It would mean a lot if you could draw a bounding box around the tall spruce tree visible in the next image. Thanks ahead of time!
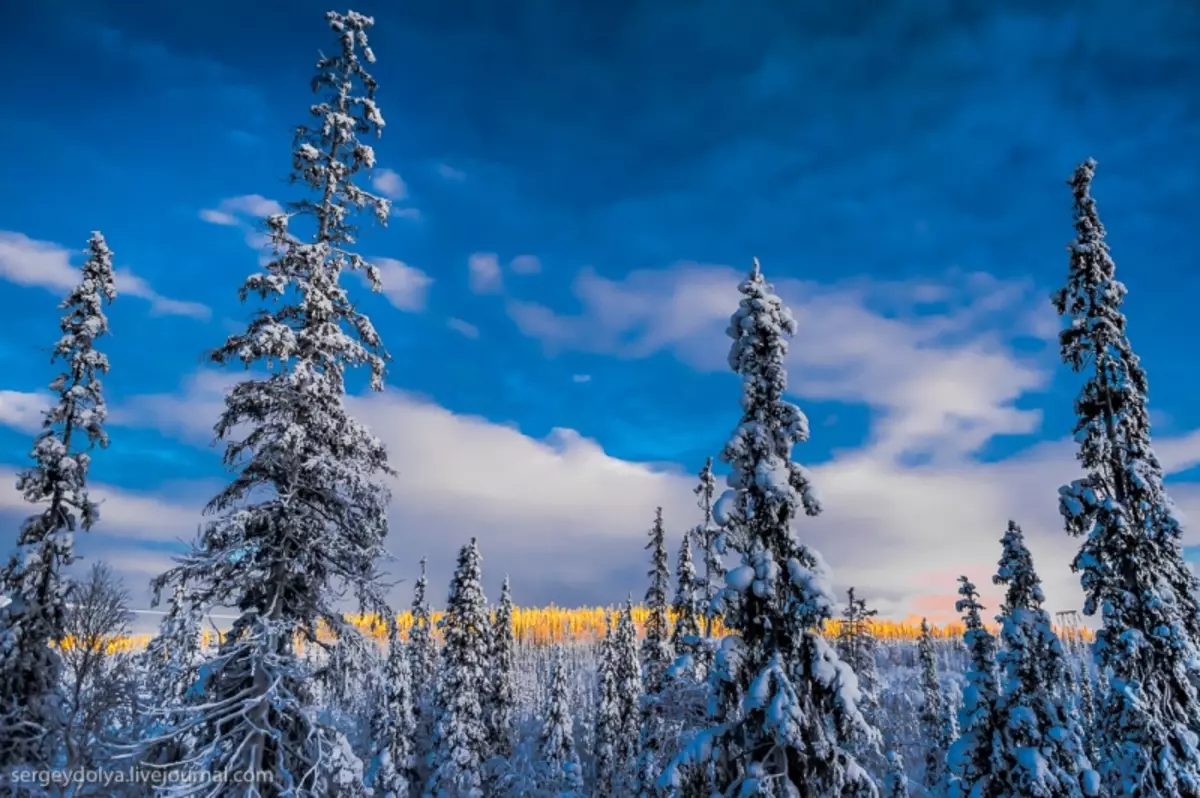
[642,507,673,695]
[137,582,205,768]
[0,232,116,771]
[662,260,877,796]
[917,618,951,792]
[425,538,491,798]
[409,555,437,782]
[489,575,518,760]
[1053,157,1200,796]
[690,457,725,638]
[372,618,416,798]
[613,600,644,795]
[991,521,1096,797]
[540,647,584,796]
[593,614,620,798]
[145,12,394,793]
[837,588,881,728]
[838,587,883,774]
[409,558,436,697]
[946,577,1001,798]
[670,532,702,660]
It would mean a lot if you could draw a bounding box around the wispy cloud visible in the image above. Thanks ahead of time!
[198,194,284,264]
[447,318,480,339]
[468,252,503,294]
[200,194,283,223]
[106,367,1200,617]
[0,232,211,320]
[510,255,542,275]
[372,169,407,200]
[0,390,51,434]
[371,258,432,312]
[505,263,1053,464]
[572,374,591,384]
[391,207,422,221]
[436,163,466,181]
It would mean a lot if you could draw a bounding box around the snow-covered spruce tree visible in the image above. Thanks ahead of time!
[663,259,877,796]
[1075,658,1098,763]
[612,600,644,795]
[670,532,702,662]
[991,521,1096,797]
[409,556,437,782]
[489,575,519,761]
[837,587,881,729]
[540,647,584,796]
[643,507,673,695]
[0,231,116,772]
[141,582,204,713]
[883,751,910,798]
[410,558,436,695]
[634,509,673,797]
[946,577,1001,798]
[690,457,725,639]
[144,11,394,793]
[425,538,491,798]
[372,618,416,798]
[917,617,951,792]
[593,615,620,798]
[1053,157,1200,796]
[662,539,714,798]
[837,587,883,779]
[136,581,206,769]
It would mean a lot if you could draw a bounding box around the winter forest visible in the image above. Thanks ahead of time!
[2,7,1199,798]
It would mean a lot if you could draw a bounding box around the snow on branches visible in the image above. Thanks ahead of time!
[1053,158,1200,797]
[144,10,396,794]
[663,259,876,797]
[0,231,115,771]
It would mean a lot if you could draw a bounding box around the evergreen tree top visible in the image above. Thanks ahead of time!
[993,520,1045,613]
[955,576,998,690]
[717,259,821,538]
[496,575,514,613]
[645,507,671,602]
[1053,157,1130,371]
[445,538,487,614]
[694,457,716,521]
[412,557,429,610]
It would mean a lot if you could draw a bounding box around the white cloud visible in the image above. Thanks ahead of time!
[198,194,286,265]
[105,370,1200,619]
[0,233,89,293]
[0,232,211,320]
[200,194,284,221]
[510,255,542,275]
[0,464,209,623]
[391,207,422,221]
[436,163,466,181]
[371,258,432,312]
[0,390,51,433]
[447,318,480,339]
[1156,429,1200,475]
[572,374,591,384]
[0,467,203,546]
[371,169,408,200]
[198,208,237,226]
[468,253,503,294]
[505,263,1052,464]
[109,369,235,445]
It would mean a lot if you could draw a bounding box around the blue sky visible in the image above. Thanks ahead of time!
[0,0,1197,626]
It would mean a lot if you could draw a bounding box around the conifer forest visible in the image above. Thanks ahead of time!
[1,7,1198,798]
